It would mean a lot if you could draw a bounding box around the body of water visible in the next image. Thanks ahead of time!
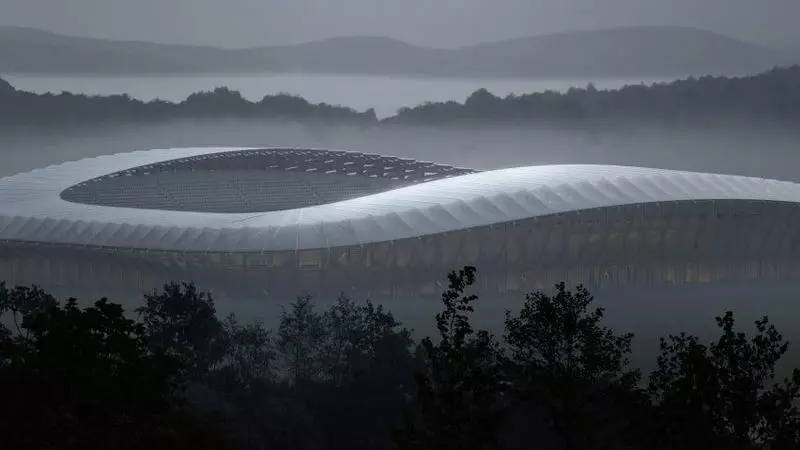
[1,73,672,119]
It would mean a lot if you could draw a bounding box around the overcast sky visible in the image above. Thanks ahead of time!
[1,0,799,48]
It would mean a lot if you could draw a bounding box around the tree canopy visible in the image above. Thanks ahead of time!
[649,312,800,450]
[3,270,800,449]
[389,66,800,125]
[0,288,228,450]
[3,66,800,127]
[0,77,375,125]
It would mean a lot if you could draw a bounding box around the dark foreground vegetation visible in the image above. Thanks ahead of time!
[2,66,800,127]
[3,268,800,450]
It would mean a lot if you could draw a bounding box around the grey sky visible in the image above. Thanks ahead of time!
[1,0,798,48]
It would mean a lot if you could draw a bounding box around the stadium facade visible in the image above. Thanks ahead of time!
[2,147,800,302]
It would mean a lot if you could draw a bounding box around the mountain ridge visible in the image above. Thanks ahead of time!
[0,25,795,78]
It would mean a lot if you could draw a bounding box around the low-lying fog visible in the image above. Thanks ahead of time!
[3,120,800,372]
[2,119,800,180]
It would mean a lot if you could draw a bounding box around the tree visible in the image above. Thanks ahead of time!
[648,311,800,450]
[214,313,276,391]
[201,314,281,450]
[0,296,229,450]
[0,282,13,339]
[395,266,505,450]
[321,294,416,385]
[313,294,418,450]
[136,282,227,380]
[0,283,58,339]
[277,294,327,385]
[503,282,642,450]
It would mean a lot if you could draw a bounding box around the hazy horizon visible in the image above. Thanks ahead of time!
[3,119,799,179]
[1,73,678,119]
[0,23,786,51]
[1,0,799,50]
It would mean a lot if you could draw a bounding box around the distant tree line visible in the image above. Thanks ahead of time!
[0,80,377,125]
[389,66,800,125]
[3,268,800,450]
[3,66,800,127]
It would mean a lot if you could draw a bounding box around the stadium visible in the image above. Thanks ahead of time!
[3,146,800,309]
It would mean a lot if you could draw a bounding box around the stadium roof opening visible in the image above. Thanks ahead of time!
[59,148,476,213]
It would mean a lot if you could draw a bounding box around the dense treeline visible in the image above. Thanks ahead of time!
[3,268,800,450]
[3,66,800,127]
[0,80,376,125]
[389,66,800,125]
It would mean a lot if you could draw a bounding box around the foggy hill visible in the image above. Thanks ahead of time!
[453,26,793,78]
[0,25,795,78]
[0,26,247,73]
[235,36,450,76]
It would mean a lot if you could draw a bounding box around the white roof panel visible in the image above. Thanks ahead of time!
[2,146,800,252]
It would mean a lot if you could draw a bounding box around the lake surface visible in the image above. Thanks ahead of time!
[1,73,672,119]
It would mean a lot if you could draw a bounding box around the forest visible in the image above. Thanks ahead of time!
[389,66,800,125]
[0,77,376,125]
[2,66,800,127]
[2,267,800,450]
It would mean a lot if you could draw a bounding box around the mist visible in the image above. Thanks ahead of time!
[5,119,800,370]
[5,0,800,446]
[3,119,800,180]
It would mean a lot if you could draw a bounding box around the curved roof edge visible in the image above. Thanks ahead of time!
[2,147,800,252]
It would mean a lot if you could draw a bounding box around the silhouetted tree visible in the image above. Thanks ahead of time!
[10,270,800,450]
[136,282,228,380]
[395,266,505,450]
[320,294,416,384]
[0,283,58,339]
[200,314,282,450]
[504,282,643,450]
[0,296,230,449]
[214,313,276,390]
[277,294,327,385]
[312,294,418,449]
[648,311,800,450]
[182,87,253,117]
[216,293,419,450]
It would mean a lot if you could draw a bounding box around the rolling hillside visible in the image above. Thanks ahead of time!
[0,26,794,78]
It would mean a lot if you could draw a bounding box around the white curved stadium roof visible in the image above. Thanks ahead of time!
[2,147,800,252]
